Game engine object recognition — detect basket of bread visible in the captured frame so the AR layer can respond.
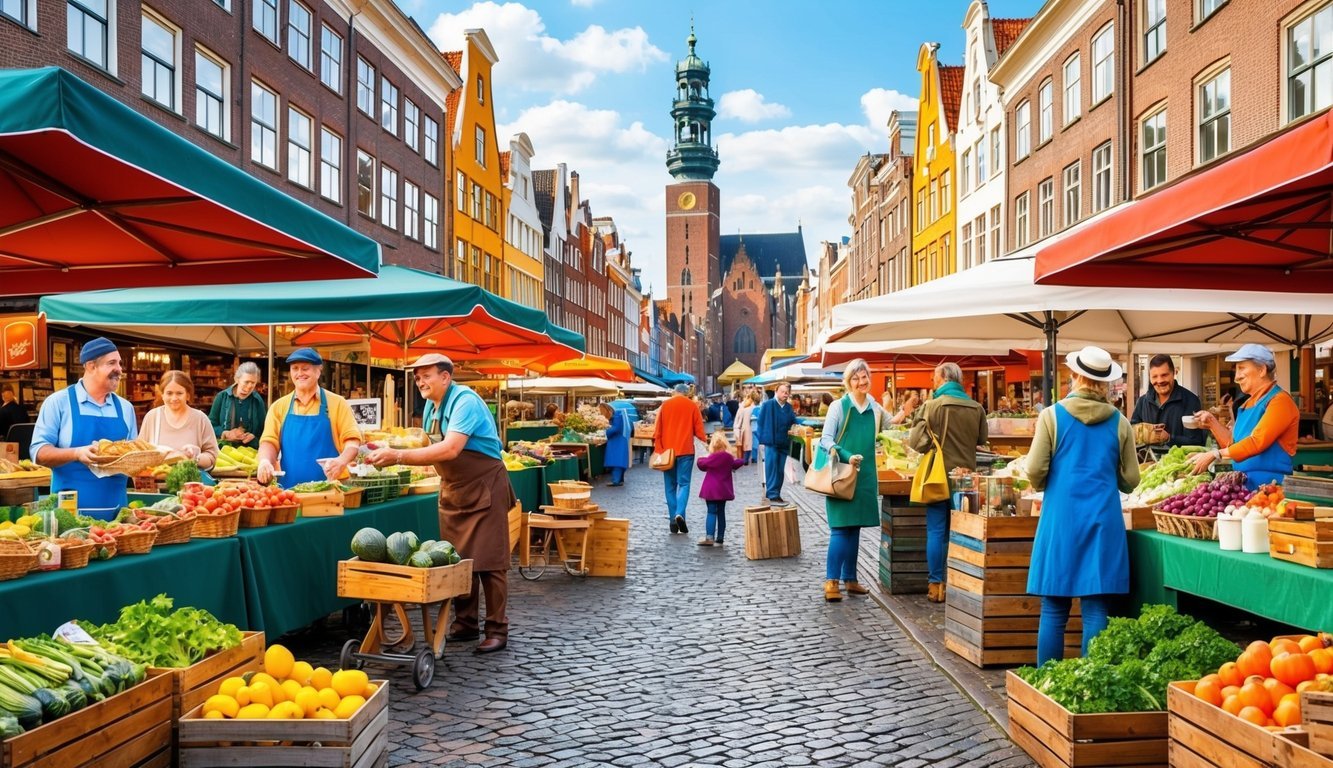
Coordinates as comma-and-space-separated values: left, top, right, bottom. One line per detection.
87, 438, 167, 478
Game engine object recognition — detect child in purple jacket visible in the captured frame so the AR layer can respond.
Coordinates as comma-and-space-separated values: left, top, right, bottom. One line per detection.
696, 431, 746, 546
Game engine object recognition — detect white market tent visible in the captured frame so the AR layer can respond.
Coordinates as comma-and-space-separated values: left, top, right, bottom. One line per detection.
501, 377, 666, 397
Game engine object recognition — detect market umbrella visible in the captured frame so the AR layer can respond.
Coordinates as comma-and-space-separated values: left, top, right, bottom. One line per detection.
0, 67, 379, 296
716, 359, 757, 385
544, 355, 636, 383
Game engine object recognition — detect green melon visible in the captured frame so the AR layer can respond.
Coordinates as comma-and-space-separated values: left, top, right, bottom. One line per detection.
407, 551, 435, 569
402, 531, 420, 553
385, 532, 415, 565
350, 528, 388, 563
425, 547, 451, 566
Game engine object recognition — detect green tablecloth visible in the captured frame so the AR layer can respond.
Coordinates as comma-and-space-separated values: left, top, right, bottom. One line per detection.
509, 467, 541, 513
1127, 530, 1333, 632
541, 457, 580, 505
506, 425, 558, 444
0, 537, 246, 638
588, 443, 605, 477
235, 494, 441, 639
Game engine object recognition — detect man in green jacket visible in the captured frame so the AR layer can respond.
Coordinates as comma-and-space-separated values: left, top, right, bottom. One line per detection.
209, 362, 267, 447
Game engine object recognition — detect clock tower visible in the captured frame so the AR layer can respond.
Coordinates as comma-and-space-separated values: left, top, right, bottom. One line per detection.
665, 29, 720, 328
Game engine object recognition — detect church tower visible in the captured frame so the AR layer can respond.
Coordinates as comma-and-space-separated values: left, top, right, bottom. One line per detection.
665, 29, 720, 328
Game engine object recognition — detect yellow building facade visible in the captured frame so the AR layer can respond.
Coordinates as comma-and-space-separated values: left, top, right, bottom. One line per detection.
446, 30, 505, 295
910, 43, 963, 286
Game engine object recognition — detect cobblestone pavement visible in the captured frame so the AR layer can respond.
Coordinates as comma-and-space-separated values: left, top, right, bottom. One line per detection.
287, 458, 1034, 767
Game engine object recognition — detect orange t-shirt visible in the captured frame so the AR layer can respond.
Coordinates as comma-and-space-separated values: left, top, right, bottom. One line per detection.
653, 395, 707, 456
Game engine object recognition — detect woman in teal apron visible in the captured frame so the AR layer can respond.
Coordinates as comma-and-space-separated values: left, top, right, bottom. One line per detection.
1189, 344, 1299, 491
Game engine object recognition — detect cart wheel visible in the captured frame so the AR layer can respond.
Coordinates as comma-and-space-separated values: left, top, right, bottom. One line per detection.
339, 639, 364, 671
518, 552, 547, 581
412, 649, 435, 690
563, 559, 588, 577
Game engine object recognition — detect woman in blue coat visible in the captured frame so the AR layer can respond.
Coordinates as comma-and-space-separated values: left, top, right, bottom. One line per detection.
1025, 346, 1140, 666
600, 403, 631, 487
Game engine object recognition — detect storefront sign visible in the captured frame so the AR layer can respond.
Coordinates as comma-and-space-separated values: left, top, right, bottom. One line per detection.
0, 314, 46, 370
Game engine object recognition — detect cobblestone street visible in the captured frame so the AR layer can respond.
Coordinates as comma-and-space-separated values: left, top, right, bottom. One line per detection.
289, 459, 1034, 767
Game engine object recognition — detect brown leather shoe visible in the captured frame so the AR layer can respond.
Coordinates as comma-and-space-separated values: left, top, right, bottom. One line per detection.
474, 637, 507, 654
844, 581, 870, 595
446, 628, 480, 642
927, 582, 944, 603
823, 579, 842, 602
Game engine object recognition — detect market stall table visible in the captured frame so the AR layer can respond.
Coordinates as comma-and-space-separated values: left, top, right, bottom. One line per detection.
508, 467, 542, 513
506, 425, 559, 444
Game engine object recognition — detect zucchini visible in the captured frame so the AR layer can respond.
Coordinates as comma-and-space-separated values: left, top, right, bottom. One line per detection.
31, 688, 69, 723
59, 681, 86, 712
0, 682, 41, 731
0, 712, 22, 739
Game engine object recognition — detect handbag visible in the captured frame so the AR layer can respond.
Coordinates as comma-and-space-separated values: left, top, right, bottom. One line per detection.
803, 397, 859, 500
649, 448, 675, 470
910, 407, 951, 504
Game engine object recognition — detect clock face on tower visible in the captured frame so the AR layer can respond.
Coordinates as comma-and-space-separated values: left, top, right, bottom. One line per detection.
677, 191, 697, 210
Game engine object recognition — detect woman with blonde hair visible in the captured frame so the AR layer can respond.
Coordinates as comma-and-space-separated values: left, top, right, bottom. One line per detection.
733, 389, 757, 465
141, 370, 220, 471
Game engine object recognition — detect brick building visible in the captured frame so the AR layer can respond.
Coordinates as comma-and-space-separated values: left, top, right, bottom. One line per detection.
533, 164, 570, 332
882, 112, 917, 293
2, 1, 459, 275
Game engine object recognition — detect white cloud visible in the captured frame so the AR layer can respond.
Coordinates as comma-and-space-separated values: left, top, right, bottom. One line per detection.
860, 88, 919, 131
569, 0, 599, 5
717, 123, 879, 173
717, 89, 792, 123
425, 3, 667, 95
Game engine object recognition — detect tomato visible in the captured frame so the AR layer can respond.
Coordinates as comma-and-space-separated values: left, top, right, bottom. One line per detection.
1271, 652, 1318, 687
204, 498, 219, 512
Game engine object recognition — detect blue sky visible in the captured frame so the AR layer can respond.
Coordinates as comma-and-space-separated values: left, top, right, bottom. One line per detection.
407, 0, 1044, 296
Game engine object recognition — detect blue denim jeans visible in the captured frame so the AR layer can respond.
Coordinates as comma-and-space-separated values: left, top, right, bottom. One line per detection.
763, 445, 785, 500
1036, 595, 1111, 666
925, 499, 952, 583
705, 500, 727, 541
608, 466, 625, 484
662, 455, 695, 523
826, 526, 862, 581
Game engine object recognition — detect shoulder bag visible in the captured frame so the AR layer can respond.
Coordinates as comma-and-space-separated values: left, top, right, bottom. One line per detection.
804, 396, 858, 500
649, 448, 675, 470
910, 405, 952, 504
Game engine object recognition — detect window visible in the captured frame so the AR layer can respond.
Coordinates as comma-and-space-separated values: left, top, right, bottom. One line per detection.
929, 178, 938, 221
1063, 161, 1081, 227
287, 107, 312, 188
141, 12, 178, 110
194, 49, 227, 139
1093, 24, 1115, 103
1014, 193, 1030, 249
380, 77, 398, 135
356, 150, 374, 217
404, 182, 419, 240
976, 214, 989, 265
380, 166, 397, 230
319, 127, 340, 203
476, 74, 485, 105
475, 125, 486, 166
253, 0, 277, 42
1038, 178, 1054, 237
1145, 0, 1166, 64
287, 2, 311, 69
960, 150, 971, 196
989, 205, 1001, 260
1200, 0, 1224, 21
1289, 4, 1333, 122
916, 189, 924, 229
976, 138, 987, 186
1093, 142, 1113, 212
250, 81, 278, 170
1038, 79, 1053, 143
484, 191, 496, 229
989, 127, 1002, 177
2, 0, 33, 29
404, 99, 419, 152
1016, 102, 1031, 159
1199, 68, 1231, 162
940, 170, 951, 213
961, 222, 973, 270
424, 194, 439, 249
319, 25, 341, 92
423, 117, 439, 166
1142, 109, 1167, 190
471, 183, 482, 220
734, 326, 757, 354
356, 58, 374, 116
1063, 54, 1081, 124
69, 0, 111, 69
456, 171, 466, 213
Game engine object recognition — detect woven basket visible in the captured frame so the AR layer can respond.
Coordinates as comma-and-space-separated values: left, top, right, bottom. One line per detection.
1153, 510, 1218, 540
57, 539, 96, 570
268, 504, 298, 525
0, 539, 36, 581
89, 539, 117, 561
154, 515, 195, 545
193, 509, 241, 539
238, 506, 271, 528
116, 528, 158, 555
87, 449, 166, 478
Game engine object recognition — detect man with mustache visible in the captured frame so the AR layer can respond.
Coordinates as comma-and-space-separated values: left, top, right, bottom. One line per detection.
31, 337, 139, 517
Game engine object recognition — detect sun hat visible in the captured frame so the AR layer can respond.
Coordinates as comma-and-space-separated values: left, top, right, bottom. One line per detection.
1224, 343, 1277, 368
406, 353, 454, 369
1065, 345, 1123, 382
79, 337, 117, 364
285, 347, 323, 365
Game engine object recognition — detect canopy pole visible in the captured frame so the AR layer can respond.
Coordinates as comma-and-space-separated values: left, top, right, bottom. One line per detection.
1043, 312, 1058, 405
266, 325, 275, 406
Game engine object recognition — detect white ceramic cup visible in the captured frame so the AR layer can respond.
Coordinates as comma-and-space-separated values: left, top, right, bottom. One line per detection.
1181, 415, 1199, 429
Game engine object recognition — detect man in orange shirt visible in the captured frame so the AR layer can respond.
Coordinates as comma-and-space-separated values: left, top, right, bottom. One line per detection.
1189, 344, 1298, 491
654, 384, 707, 534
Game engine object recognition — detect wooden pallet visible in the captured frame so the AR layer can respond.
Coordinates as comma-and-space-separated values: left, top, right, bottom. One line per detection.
1006, 671, 1167, 768
1269, 519, 1333, 569
1168, 681, 1290, 768
744, 505, 800, 560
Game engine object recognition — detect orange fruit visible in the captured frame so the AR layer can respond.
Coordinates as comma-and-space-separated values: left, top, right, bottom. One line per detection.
1239, 681, 1273, 715
1195, 678, 1224, 707
1238, 651, 1268, 680
1238, 706, 1269, 726
1273, 698, 1302, 727
1263, 678, 1294, 709
1310, 648, 1333, 675
1248, 641, 1275, 668
1272, 639, 1303, 658
1299, 635, 1324, 654
1218, 662, 1244, 689
1272, 652, 1318, 687
1222, 694, 1244, 716
1222, 685, 1241, 700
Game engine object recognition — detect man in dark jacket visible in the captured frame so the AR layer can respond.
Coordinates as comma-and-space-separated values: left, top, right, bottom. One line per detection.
1130, 355, 1207, 447
755, 382, 796, 503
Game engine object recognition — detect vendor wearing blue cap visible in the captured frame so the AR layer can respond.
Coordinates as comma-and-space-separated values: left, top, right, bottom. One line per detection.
31, 337, 139, 516
1189, 343, 1299, 490
255, 347, 361, 487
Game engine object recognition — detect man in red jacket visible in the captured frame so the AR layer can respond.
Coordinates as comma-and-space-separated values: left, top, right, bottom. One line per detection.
653, 384, 707, 534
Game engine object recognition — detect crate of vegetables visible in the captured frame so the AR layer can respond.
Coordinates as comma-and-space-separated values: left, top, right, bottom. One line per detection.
289, 481, 345, 517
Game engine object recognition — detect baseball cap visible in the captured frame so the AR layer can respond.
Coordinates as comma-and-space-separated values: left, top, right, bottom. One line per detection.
285, 347, 323, 365
406, 353, 454, 369
1224, 343, 1276, 368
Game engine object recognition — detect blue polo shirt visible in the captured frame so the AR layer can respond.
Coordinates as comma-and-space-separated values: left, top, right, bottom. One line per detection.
30, 380, 139, 459
422, 383, 502, 460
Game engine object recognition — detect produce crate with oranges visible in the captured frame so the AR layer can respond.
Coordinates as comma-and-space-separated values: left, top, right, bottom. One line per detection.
177, 643, 388, 768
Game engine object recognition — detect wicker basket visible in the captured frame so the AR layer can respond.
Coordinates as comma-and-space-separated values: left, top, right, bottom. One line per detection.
154, 515, 195, 545
193, 509, 241, 538
1153, 510, 1219, 540
87, 449, 167, 478
0, 538, 37, 581
340, 485, 364, 509
238, 506, 271, 528
116, 528, 158, 555
89, 539, 117, 561
268, 504, 298, 524
57, 538, 96, 569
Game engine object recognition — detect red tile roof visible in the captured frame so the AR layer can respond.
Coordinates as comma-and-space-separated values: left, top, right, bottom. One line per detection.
938, 65, 965, 134
991, 18, 1031, 57
443, 51, 462, 138
499, 151, 511, 179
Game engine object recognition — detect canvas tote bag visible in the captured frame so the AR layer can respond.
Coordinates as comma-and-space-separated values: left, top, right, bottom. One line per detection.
803, 397, 858, 500
910, 406, 951, 504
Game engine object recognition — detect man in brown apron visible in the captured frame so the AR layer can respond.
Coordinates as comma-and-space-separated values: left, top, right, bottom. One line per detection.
368, 354, 514, 653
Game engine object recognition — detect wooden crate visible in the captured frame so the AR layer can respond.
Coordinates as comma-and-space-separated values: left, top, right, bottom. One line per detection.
1006, 671, 1168, 768
296, 488, 344, 517
1305, 691, 1333, 759
878, 496, 928, 595
1, 671, 172, 768
585, 517, 629, 577
1275, 729, 1333, 768
1168, 680, 1287, 768
1269, 520, 1333, 569
178, 678, 389, 768
743, 505, 801, 560
877, 469, 912, 496
1123, 505, 1156, 531
148, 631, 265, 726
337, 557, 473, 604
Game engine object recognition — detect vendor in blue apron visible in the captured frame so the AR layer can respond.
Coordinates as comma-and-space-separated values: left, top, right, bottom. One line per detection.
255, 348, 361, 488
1189, 344, 1299, 491
30, 337, 139, 519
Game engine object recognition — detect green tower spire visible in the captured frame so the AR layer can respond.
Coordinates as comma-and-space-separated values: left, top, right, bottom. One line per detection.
666, 28, 720, 181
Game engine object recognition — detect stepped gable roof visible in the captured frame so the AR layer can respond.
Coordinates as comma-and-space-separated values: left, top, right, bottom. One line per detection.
532, 169, 556, 234
991, 18, 1031, 57
443, 51, 463, 132
939, 65, 965, 133
719, 231, 807, 296
499, 151, 511, 179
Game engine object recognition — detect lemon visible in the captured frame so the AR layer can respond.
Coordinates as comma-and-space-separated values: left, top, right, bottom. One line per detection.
218, 676, 246, 699
331, 669, 369, 698
310, 666, 333, 691
235, 686, 252, 707
264, 644, 295, 681
333, 694, 365, 719
250, 672, 280, 693
266, 703, 291, 719
362, 682, 379, 698
246, 681, 273, 708
203, 694, 239, 719
280, 679, 303, 703
317, 687, 341, 711
203, 710, 224, 719
236, 703, 270, 719
294, 688, 322, 718
288, 660, 314, 686
313, 707, 337, 719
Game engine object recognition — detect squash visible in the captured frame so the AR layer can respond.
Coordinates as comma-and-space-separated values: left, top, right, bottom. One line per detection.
349, 528, 388, 563
385, 532, 414, 565
407, 551, 435, 568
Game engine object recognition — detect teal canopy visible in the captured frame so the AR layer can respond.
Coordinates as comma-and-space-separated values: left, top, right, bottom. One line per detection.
0, 67, 379, 296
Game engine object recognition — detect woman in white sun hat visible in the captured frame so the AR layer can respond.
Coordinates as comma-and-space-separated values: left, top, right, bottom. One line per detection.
1025, 346, 1140, 666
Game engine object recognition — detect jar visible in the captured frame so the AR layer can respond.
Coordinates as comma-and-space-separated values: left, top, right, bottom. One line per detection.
1241, 515, 1269, 554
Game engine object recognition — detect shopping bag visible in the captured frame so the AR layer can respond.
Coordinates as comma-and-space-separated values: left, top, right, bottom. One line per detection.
910, 408, 951, 504
784, 455, 803, 484
803, 447, 857, 500
649, 449, 675, 470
